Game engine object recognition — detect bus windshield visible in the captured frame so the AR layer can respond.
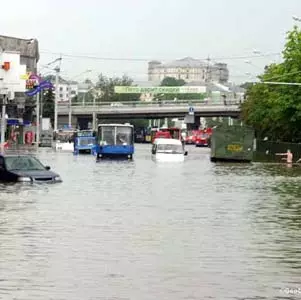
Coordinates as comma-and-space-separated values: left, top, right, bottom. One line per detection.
78, 137, 95, 146
98, 126, 133, 145
116, 126, 133, 145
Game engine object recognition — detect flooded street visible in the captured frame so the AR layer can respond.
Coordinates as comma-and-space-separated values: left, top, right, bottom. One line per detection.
0, 144, 301, 299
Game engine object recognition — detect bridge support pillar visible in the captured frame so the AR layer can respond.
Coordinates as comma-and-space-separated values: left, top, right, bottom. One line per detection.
92, 112, 97, 131
186, 116, 200, 131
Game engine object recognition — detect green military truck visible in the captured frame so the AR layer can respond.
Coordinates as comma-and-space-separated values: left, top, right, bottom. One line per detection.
210, 124, 255, 162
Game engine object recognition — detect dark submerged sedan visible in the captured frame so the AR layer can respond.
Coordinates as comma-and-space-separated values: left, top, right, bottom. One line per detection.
0, 154, 62, 183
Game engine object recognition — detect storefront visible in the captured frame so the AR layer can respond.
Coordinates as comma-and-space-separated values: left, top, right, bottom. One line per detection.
6, 118, 33, 145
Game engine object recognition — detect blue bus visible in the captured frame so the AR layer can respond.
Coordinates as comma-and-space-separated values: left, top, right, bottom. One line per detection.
74, 130, 97, 154
95, 124, 134, 160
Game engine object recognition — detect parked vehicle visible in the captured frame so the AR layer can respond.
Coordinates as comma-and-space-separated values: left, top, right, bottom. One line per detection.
96, 123, 134, 160
151, 138, 188, 162
160, 127, 182, 141
53, 129, 77, 152
134, 127, 147, 143
195, 132, 210, 147
185, 130, 200, 145
40, 130, 53, 147
73, 130, 96, 154
152, 130, 172, 143
0, 154, 62, 183
210, 124, 254, 162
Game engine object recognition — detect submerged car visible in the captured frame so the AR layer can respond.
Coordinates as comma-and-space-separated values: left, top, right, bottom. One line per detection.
0, 154, 62, 183
151, 138, 188, 162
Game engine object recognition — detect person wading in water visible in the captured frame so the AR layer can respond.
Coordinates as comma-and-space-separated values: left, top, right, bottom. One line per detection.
276, 149, 293, 166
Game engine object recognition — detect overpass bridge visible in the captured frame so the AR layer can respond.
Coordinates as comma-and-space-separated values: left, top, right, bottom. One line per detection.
57, 100, 241, 122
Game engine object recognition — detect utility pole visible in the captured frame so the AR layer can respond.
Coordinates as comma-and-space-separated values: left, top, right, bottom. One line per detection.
36, 91, 40, 148
40, 90, 44, 119
0, 95, 7, 152
205, 56, 211, 82
54, 66, 60, 132
68, 81, 72, 127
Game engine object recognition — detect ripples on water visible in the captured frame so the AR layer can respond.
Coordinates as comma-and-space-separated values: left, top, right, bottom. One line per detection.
0, 145, 301, 299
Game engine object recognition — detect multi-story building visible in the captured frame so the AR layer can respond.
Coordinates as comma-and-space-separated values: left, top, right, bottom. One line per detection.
148, 57, 229, 83
57, 81, 78, 103
0, 35, 39, 118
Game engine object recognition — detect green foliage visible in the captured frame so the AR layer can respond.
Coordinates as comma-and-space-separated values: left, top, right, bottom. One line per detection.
161, 77, 186, 86
42, 89, 54, 124
241, 26, 301, 142
95, 74, 139, 102
240, 82, 255, 89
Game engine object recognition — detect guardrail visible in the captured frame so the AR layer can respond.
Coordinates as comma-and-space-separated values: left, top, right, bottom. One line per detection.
58, 99, 242, 108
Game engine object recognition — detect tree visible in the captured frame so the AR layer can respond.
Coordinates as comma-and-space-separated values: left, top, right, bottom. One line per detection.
161, 77, 186, 86
240, 82, 255, 89
42, 88, 54, 125
95, 74, 139, 102
241, 26, 301, 142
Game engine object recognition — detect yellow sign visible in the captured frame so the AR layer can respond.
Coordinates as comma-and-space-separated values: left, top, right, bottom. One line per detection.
20, 73, 31, 80
227, 144, 243, 152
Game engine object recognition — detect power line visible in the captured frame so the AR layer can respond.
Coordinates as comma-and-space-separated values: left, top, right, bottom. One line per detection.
258, 70, 301, 82
39, 50, 281, 63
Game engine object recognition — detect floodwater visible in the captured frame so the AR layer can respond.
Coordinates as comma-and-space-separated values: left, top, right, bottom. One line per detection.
0, 144, 301, 300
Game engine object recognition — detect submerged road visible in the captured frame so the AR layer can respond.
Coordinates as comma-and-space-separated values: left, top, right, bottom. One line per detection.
0, 145, 300, 299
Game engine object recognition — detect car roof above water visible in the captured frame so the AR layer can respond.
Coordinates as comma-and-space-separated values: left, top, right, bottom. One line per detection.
0, 153, 35, 158
154, 138, 182, 145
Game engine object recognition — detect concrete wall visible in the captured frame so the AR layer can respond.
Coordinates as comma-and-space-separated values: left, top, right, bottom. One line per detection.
57, 116, 78, 129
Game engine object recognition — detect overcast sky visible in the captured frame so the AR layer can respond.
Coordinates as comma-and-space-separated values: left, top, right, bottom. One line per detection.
2, 0, 301, 83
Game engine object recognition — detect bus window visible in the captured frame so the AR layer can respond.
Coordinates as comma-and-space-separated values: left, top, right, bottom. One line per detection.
101, 126, 115, 145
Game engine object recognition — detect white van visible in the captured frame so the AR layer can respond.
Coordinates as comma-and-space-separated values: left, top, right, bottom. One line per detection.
151, 138, 188, 162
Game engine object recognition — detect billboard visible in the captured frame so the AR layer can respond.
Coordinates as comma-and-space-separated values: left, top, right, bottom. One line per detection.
114, 86, 206, 94
0, 52, 27, 93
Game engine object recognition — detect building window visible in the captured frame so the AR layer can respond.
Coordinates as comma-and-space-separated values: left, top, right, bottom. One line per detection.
59, 94, 63, 98
59, 87, 63, 91
71, 91, 76, 95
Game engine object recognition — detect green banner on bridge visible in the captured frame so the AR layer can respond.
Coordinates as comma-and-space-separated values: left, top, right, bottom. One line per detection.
114, 86, 207, 94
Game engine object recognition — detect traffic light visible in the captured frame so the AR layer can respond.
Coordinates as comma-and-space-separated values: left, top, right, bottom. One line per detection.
2, 61, 10, 71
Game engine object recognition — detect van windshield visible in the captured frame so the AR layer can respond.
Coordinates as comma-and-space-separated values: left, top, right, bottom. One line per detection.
157, 144, 183, 154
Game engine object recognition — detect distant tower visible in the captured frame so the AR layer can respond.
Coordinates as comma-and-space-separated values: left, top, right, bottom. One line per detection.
148, 60, 161, 81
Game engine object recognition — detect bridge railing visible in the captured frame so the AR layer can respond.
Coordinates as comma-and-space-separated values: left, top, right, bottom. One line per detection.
58, 99, 242, 108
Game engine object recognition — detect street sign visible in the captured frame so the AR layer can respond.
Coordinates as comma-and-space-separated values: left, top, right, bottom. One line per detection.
188, 106, 194, 115
184, 114, 194, 124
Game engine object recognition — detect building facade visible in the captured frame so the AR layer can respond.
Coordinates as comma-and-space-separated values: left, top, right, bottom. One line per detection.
0, 35, 39, 118
148, 57, 229, 83
57, 82, 78, 103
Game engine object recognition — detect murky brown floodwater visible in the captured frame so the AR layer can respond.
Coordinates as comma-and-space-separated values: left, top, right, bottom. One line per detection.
0, 144, 301, 299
